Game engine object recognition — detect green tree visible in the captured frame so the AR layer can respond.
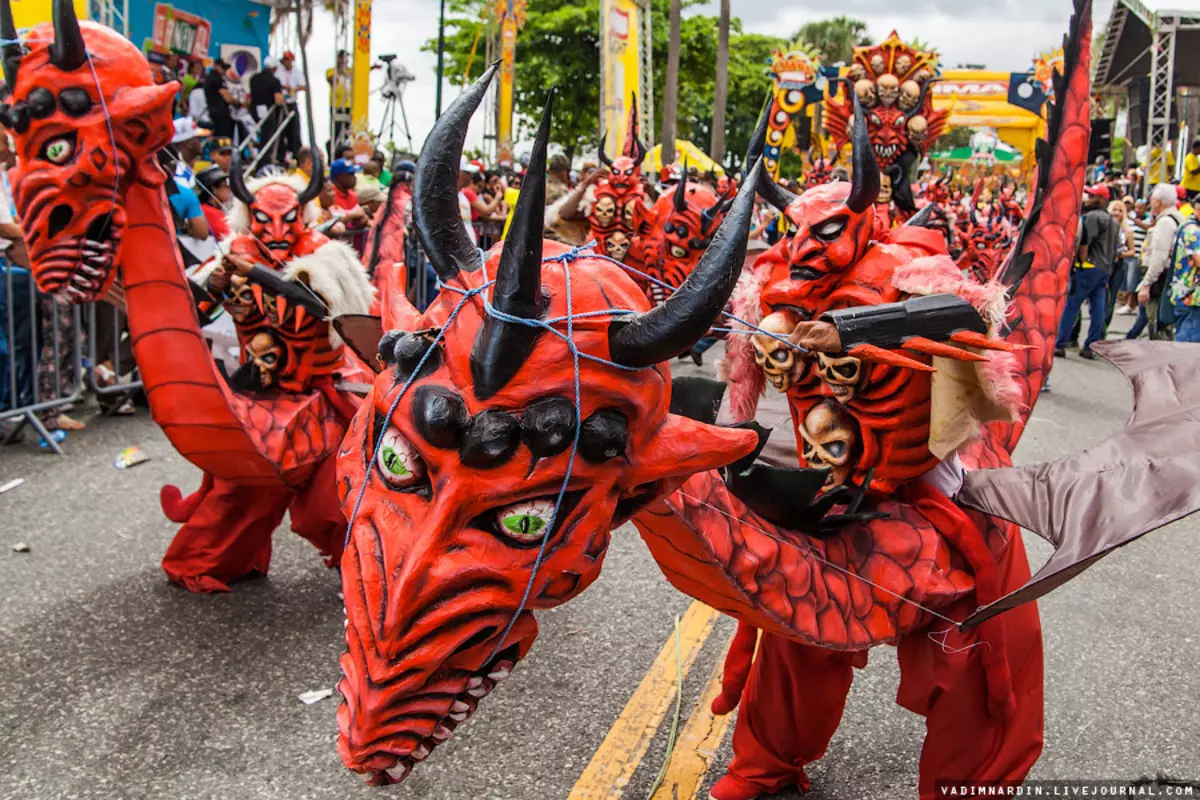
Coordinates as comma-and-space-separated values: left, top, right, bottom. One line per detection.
422, 0, 787, 165
791, 16, 871, 65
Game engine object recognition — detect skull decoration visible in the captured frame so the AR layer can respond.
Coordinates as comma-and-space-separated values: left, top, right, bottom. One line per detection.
898, 80, 922, 111
846, 63, 867, 81
854, 79, 878, 108
226, 274, 256, 323
894, 54, 913, 75
752, 310, 804, 392
908, 115, 928, 144
869, 54, 886, 74
815, 352, 863, 403
604, 230, 632, 262
912, 67, 934, 85
876, 74, 900, 107
799, 400, 859, 490
245, 331, 284, 388
593, 195, 617, 228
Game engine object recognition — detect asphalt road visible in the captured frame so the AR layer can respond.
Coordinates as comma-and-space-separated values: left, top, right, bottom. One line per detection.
2, 322, 1198, 800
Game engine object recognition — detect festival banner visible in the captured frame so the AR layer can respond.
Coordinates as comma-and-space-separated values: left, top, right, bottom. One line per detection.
495, 0, 526, 167
352, 0, 372, 139
11, 0, 87, 29
599, 0, 644, 159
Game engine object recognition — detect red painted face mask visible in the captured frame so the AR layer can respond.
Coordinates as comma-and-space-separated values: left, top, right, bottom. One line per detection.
644, 176, 731, 303
247, 183, 305, 260
0, 6, 177, 302
332, 76, 760, 786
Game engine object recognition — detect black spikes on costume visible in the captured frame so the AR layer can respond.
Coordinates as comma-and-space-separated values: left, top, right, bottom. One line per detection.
470, 89, 555, 400
413, 63, 498, 282
846, 96, 881, 213
49, 0, 87, 72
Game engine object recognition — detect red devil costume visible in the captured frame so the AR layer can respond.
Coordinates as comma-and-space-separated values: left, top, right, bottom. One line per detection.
0, 0, 373, 592
641, 173, 734, 304
328, 2, 1200, 794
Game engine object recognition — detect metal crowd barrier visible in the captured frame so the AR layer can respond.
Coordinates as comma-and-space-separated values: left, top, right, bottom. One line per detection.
86, 301, 142, 411
1, 265, 85, 455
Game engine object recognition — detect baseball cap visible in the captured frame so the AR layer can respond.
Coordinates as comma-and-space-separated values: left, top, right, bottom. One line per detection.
459, 155, 480, 174
1177, 185, 1188, 201
330, 158, 362, 178
196, 165, 229, 190
282, 50, 295, 61
172, 117, 210, 144
209, 137, 233, 153
1083, 184, 1109, 201
264, 56, 279, 70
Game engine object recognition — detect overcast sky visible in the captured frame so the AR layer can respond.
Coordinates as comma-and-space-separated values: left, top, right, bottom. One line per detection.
301, 0, 1108, 156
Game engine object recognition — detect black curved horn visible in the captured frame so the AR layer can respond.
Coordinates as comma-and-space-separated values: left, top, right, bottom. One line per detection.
297, 149, 324, 205
0, 0, 23, 88
413, 62, 498, 282
228, 144, 256, 206
608, 158, 763, 368
598, 132, 614, 168
49, 0, 86, 72
846, 97, 880, 214
744, 94, 798, 213
673, 162, 689, 213
626, 92, 645, 163
470, 89, 554, 400
700, 191, 732, 236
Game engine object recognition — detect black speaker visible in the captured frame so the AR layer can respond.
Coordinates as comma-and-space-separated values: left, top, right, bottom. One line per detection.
1128, 76, 1179, 148
1089, 118, 1114, 163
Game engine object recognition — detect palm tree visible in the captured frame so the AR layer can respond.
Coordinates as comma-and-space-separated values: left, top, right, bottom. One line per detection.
710, 0, 730, 165
660, 0, 682, 165
793, 16, 871, 65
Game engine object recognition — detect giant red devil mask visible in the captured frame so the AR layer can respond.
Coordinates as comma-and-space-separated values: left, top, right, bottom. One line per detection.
598, 94, 646, 194
227, 158, 323, 264
0, 0, 177, 302
824, 32, 947, 170
332, 70, 760, 786
756, 98, 881, 283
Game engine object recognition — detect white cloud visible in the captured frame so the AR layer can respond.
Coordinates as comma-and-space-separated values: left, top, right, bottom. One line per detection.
295, 0, 1099, 155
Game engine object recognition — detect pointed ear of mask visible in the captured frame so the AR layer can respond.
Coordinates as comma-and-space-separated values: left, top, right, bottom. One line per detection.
629, 415, 758, 489
334, 314, 386, 374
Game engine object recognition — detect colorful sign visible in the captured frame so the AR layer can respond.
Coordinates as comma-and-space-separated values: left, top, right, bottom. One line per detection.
151, 3, 211, 59
600, 0, 644, 159
765, 43, 824, 178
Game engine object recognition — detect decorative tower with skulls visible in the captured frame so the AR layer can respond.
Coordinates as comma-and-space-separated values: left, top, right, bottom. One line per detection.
764, 43, 826, 181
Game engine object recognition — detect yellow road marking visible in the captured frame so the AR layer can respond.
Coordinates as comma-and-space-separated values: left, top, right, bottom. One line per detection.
568, 601, 721, 800
650, 629, 736, 800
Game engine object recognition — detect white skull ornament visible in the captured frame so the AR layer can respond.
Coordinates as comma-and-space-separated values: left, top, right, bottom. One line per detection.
876, 74, 901, 107
898, 80, 922, 112
226, 274, 256, 323
815, 352, 864, 403
854, 79, 878, 109
593, 196, 617, 228
800, 400, 859, 490
752, 310, 804, 392
245, 331, 284, 388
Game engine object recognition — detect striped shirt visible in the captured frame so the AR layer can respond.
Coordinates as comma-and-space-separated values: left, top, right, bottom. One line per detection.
1132, 216, 1149, 258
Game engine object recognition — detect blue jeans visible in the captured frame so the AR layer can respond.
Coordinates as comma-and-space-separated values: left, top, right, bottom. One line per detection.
1175, 305, 1200, 342
1057, 267, 1107, 350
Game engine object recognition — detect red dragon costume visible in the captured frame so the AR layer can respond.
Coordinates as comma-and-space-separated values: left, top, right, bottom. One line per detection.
325, 2, 1200, 796
0, 0, 373, 592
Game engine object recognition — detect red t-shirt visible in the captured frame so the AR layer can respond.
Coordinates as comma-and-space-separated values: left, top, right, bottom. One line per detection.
462, 188, 479, 221
202, 204, 230, 240
334, 187, 359, 211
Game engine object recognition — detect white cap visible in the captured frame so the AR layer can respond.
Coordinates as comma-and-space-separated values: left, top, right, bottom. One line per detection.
459, 155, 481, 174
264, 56, 279, 69
171, 117, 211, 144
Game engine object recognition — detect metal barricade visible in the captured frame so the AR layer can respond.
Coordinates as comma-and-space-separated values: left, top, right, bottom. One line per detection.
0, 264, 85, 455
86, 301, 142, 413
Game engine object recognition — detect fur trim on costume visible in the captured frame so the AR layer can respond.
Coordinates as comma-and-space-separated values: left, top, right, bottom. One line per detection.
719, 260, 769, 424
891, 254, 1022, 416
892, 255, 1009, 333
281, 240, 376, 346
227, 174, 323, 234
